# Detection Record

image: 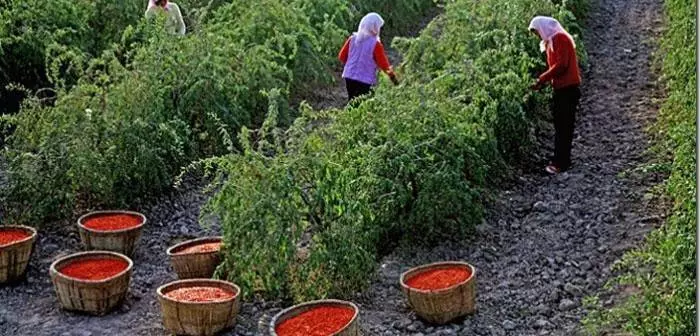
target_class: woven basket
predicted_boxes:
[167,237,223,279]
[157,279,241,336]
[0,225,37,284]
[50,251,133,315]
[400,261,476,324]
[77,210,146,257]
[270,299,360,336]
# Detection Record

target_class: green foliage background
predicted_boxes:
[0,0,435,222]
[0,0,228,112]
[196,0,586,301]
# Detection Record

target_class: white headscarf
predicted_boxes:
[528,16,575,52]
[355,13,384,41]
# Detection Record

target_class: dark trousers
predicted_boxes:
[551,85,581,170]
[345,78,372,102]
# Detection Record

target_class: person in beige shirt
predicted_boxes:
[145,0,186,35]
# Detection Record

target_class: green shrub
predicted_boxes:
[349,0,437,36]
[1,0,438,223]
[0,0,138,111]
[584,0,696,334]
[199,0,585,301]
[0,0,229,113]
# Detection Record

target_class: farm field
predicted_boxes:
[0,0,695,335]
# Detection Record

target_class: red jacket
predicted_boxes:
[537,33,581,89]
[338,37,394,75]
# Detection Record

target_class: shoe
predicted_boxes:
[545,165,561,175]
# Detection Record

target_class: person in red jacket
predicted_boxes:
[529,16,582,175]
[338,13,399,102]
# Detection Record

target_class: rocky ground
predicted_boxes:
[0,0,668,335]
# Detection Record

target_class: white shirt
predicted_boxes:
[145,2,186,36]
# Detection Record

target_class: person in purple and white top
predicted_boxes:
[338,13,399,102]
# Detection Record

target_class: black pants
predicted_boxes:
[551,85,581,170]
[346,78,372,102]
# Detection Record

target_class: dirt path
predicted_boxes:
[0,0,667,335]
[353,0,667,335]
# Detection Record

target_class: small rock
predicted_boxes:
[407,323,419,332]
[559,269,571,279]
[395,318,412,330]
[484,252,496,262]
[533,201,547,212]
[580,261,593,271]
[547,289,560,302]
[43,243,59,252]
[546,257,556,267]
[549,201,564,214]
[180,225,190,235]
[534,319,554,329]
[502,320,517,330]
[559,299,577,311]
[564,283,583,296]
[533,303,552,316]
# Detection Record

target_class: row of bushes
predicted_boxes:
[0,0,436,223]
[198,0,586,301]
[585,0,696,334]
[0,0,433,114]
[0,0,228,113]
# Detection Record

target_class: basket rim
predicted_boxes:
[77,210,147,234]
[0,225,37,248]
[399,261,476,294]
[166,236,224,256]
[269,299,360,336]
[50,250,134,284]
[156,278,240,306]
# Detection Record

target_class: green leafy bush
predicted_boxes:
[0,0,139,111]
[1,0,437,222]
[350,0,437,36]
[199,0,585,301]
[584,0,696,334]
[0,0,229,113]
